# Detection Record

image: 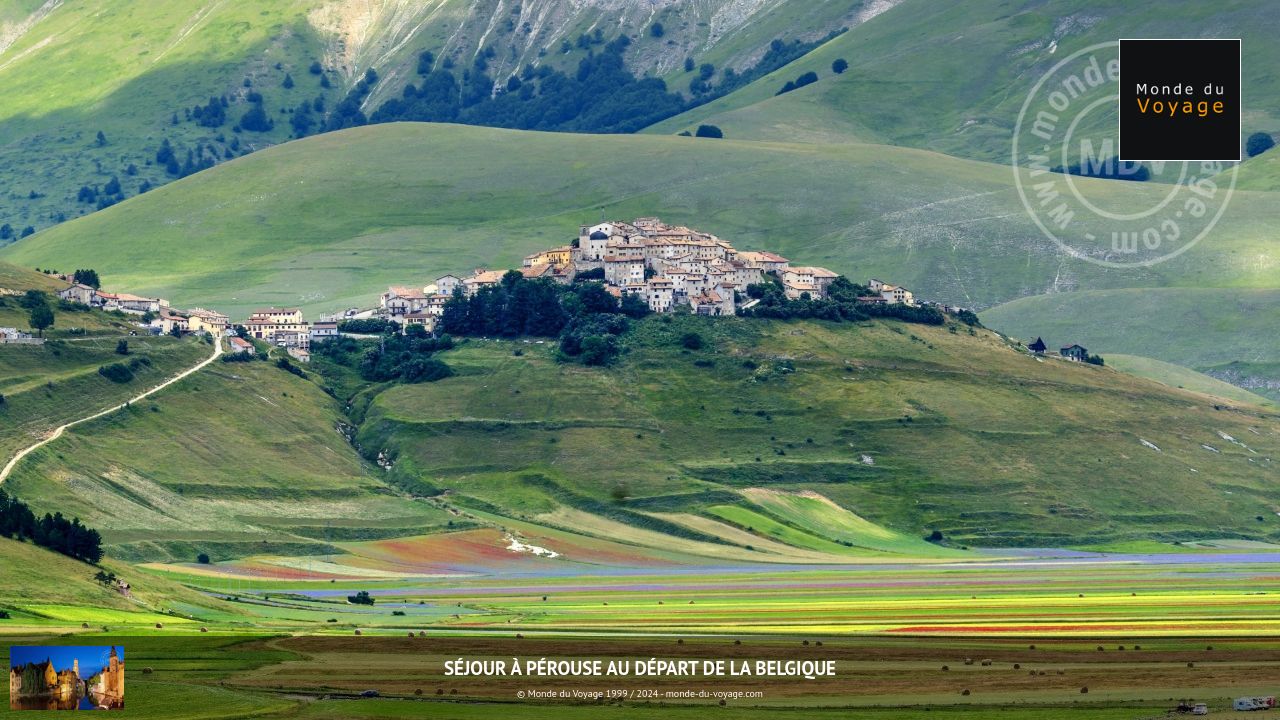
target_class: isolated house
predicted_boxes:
[1060,343,1088,361]
[1028,337,1047,355]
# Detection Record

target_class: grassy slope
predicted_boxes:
[0,536,237,623]
[5,123,1280,321]
[647,0,1280,160]
[0,0,858,238]
[981,288,1280,370]
[1104,354,1274,407]
[3,358,450,563]
[357,315,1280,546]
[0,261,210,459]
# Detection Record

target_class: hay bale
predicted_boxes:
[961,689,970,696]
[815,641,823,647]
[676,638,683,644]
[1080,686,1088,694]
[1134,644,1141,650]
[142,667,153,675]
[734,639,741,645]
[81,622,89,629]
[200,627,208,633]
[1205,645,1213,651]
[354,629,362,635]
[418,631,426,637]
[1028,644,1036,650]
[1187,662,1195,668]
[1013,663,1020,670]
[414,689,423,696]
[516,633,524,639]
[1096,645,1104,651]
[155,622,164,629]
[980,659,992,666]
[941,665,949,671]
[407,632,415,637]
[963,658,974,665]
[1117,645,1125,651]
[436,688,444,695]
[802,640,810,646]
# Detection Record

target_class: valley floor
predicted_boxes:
[4,539,1280,718]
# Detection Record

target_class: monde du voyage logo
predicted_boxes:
[1012,39,1240,268]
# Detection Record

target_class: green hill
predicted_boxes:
[0,261,210,460]
[8,313,1279,555]
[4,358,451,563]
[4,123,1280,322]
[353,315,1280,547]
[1105,354,1274,408]
[0,0,861,238]
[981,288,1280,387]
[648,0,1280,160]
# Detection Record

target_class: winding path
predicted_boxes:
[0,337,222,484]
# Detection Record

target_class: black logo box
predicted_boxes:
[1119,39,1241,162]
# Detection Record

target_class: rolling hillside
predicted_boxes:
[3,358,452,563]
[0,261,210,460]
[4,123,1279,321]
[356,315,1280,547]
[648,0,1280,160]
[0,0,868,237]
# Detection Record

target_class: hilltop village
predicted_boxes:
[375,217,923,330]
[24,219,1115,367]
[35,218,937,363]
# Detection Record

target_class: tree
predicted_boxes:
[20,226,33,238]
[1246,131,1275,158]
[282,73,294,89]
[620,292,649,318]
[680,332,704,350]
[650,22,664,38]
[309,60,323,75]
[29,304,53,336]
[684,56,694,72]
[197,552,210,564]
[240,102,274,132]
[832,58,848,74]
[115,339,129,355]
[695,124,723,138]
[348,590,375,605]
[0,224,11,240]
[96,130,107,147]
[73,268,101,289]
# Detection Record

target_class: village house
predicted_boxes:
[1060,343,1089,362]
[98,291,166,315]
[435,274,463,297]
[244,307,309,346]
[462,269,505,295]
[309,321,338,343]
[287,347,311,363]
[227,336,255,355]
[0,326,42,345]
[868,279,915,306]
[381,286,428,323]
[57,282,98,305]
[185,308,229,336]
[154,308,189,335]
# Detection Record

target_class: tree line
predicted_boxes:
[439,271,646,365]
[740,276,950,326]
[0,489,104,564]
